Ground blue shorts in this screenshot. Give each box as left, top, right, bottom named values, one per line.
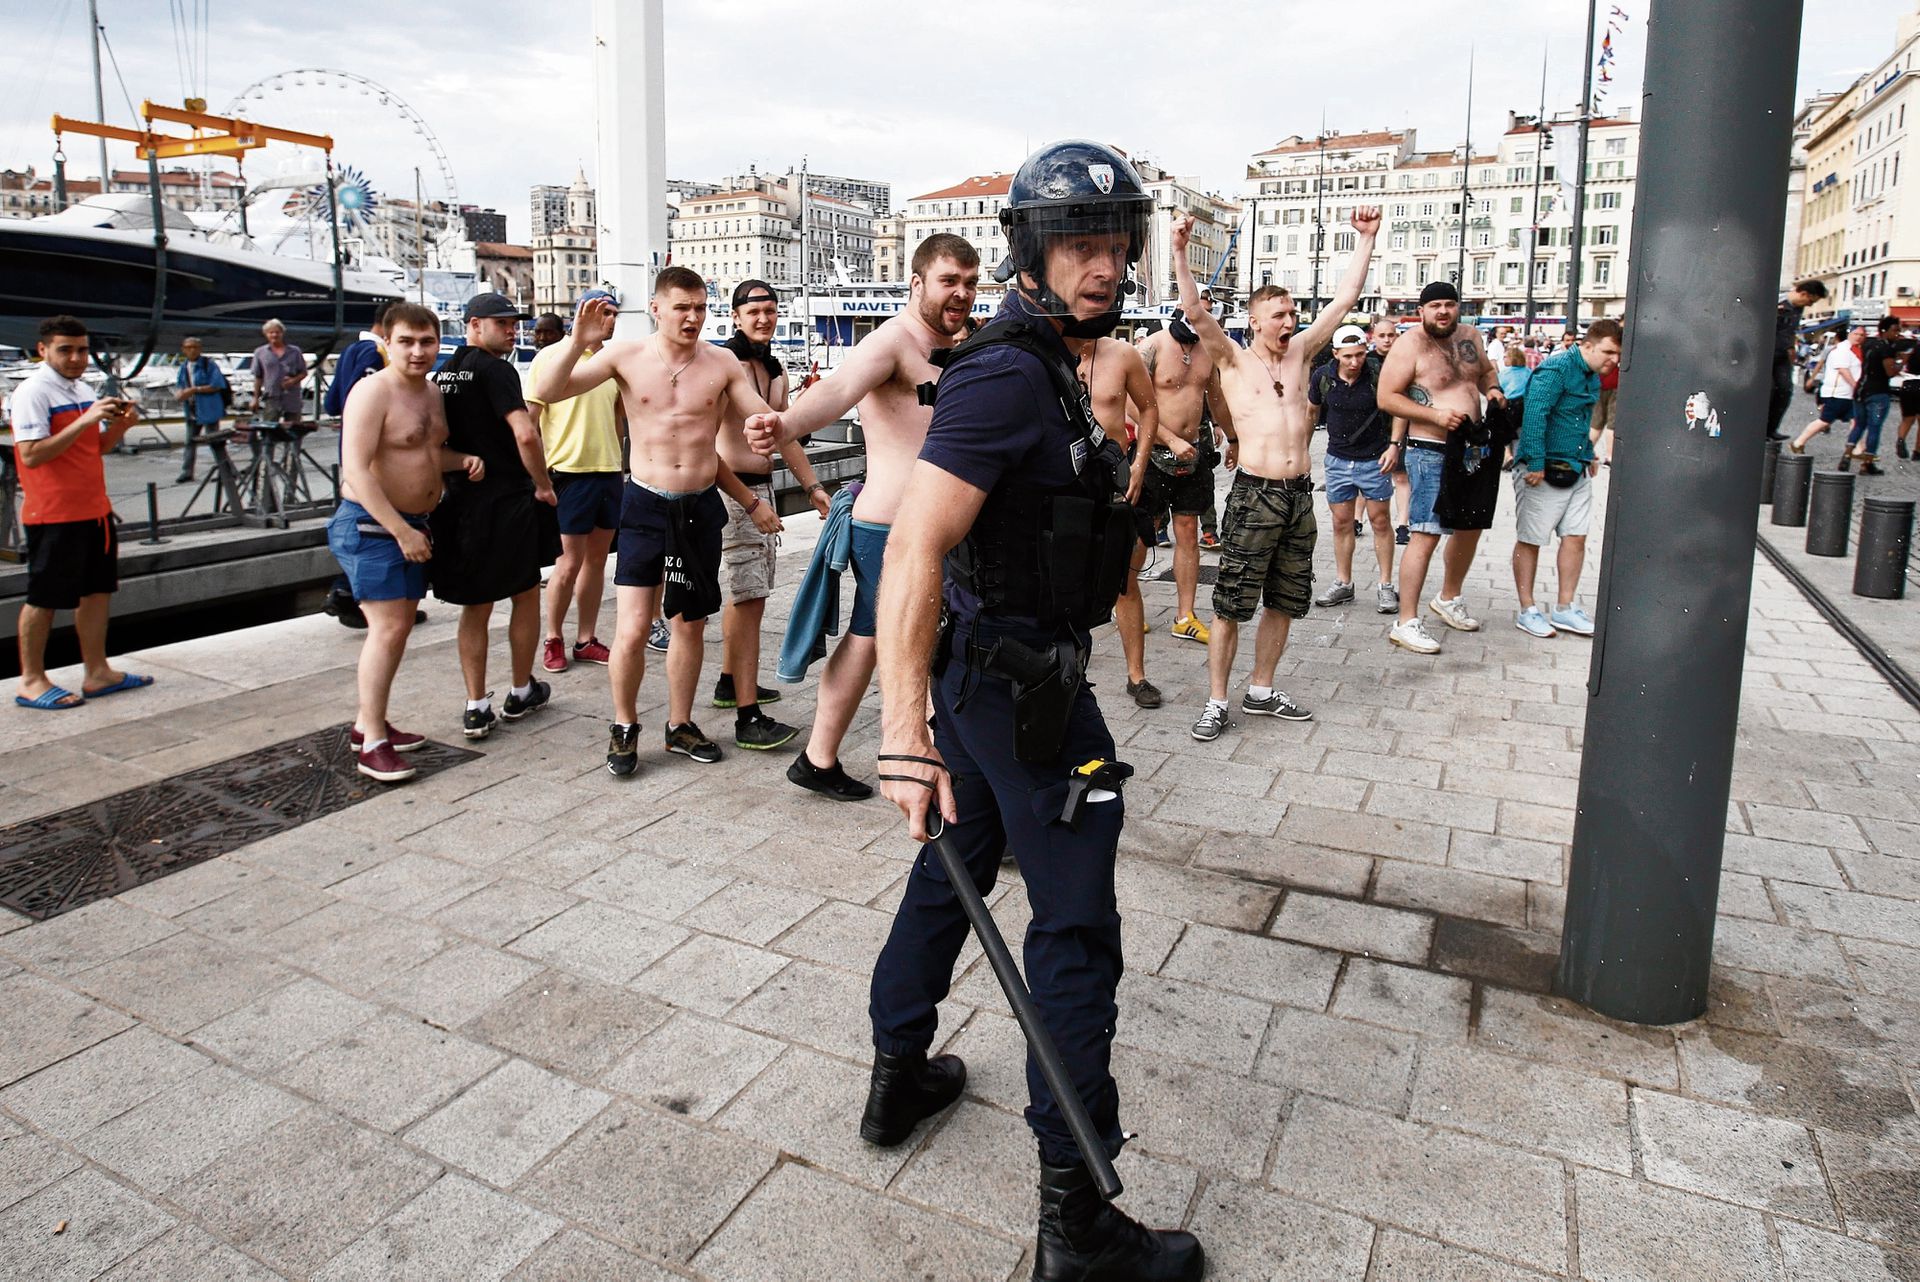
left=328, top=499, right=429, bottom=603
left=615, top=480, right=725, bottom=597
left=552, top=471, right=621, bottom=536
left=1403, top=441, right=1452, bottom=537
left=849, top=519, right=889, bottom=638
left=1324, top=453, right=1393, bottom=505
left=1815, top=397, right=1853, bottom=424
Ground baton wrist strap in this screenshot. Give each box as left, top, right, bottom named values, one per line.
left=877, top=753, right=946, bottom=791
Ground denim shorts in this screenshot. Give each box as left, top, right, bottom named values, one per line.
left=1323, top=453, right=1393, bottom=505
left=848, top=518, right=889, bottom=638
left=328, top=499, right=429, bottom=603
left=1403, top=441, right=1451, bottom=537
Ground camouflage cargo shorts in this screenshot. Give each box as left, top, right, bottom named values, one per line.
left=1211, top=472, right=1317, bottom=624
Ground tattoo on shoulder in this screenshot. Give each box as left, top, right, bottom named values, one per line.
left=1456, top=338, right=1480, bottom=364
left=1142, top=344, right=1157, bottom=375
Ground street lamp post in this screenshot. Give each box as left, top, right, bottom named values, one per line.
left=1310, top=131, right=1327, bottom=318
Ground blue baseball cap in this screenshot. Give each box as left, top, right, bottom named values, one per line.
left=575, top=288, right=618, bottom=310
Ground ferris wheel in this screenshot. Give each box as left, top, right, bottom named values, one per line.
left=222, top=70, right=462, bottom=265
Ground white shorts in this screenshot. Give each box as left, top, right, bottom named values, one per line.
left=1512, top=469, right=1593, bottom=544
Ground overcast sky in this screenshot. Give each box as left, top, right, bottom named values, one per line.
left=1, top=1, right=1909, bottom=241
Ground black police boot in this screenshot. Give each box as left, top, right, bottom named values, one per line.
left=1032, top=1156, right=1204, bottom=1282
left=858, top=1049, right=965, bottom=1147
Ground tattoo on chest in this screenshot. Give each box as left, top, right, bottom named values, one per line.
left=1456, top=338, right=1480, bottom=365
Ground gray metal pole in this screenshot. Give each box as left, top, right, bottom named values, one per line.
left=88, top=0, right=109, bottom=191
left=1556, top=0, right=1805, bottom=1025
left=1566, top=0, right=1599, bottom=330
left=1457, top=47, right=1474, bottom=297
left=1524, top=46, right=1547, bottom=330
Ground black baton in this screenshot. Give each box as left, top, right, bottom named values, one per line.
left=925, top=811, right=1124, bottom=1201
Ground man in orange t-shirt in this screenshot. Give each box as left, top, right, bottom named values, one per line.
left=6, top=316, right=150, bottom=709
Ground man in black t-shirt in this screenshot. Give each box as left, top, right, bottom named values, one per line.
left=1843, top=316, right=1902, bottom=475
left=431, top=293, right=560, bottom=739
left=1309, top=325, right=1398, bottom=613
left=1894, top=337, right=1920, bottom=460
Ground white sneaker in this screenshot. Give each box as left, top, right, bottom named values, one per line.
left=1389, top=618, right=1442, bottom=654
left=1428, top=595, right=1482, bottom=632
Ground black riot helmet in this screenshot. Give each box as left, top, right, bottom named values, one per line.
left=997, top=139, right=1152, bottom=339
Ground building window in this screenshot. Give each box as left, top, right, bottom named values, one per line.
left=1472, top=260, right=1488, bottom=287
left=1333, top=231, right=1355, bottom=252
left=1285, top=234, right=1299, bottom=253
left=1390, top=231, right=1408, bottom=250
left=1387, top=263, right=1406, bottom=286
left=1605, top=137, right=1626, bottom=156
left=1594, top=258, right=1613, bottom=286
left=1418, top=231, right=1435, bottom=250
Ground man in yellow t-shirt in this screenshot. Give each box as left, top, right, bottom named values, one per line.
left=525, top=298, right=624, bottom=672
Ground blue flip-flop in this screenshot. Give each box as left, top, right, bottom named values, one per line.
left=15, top=685, right=82, bottom=710
left=82, top=673, right=154, bottom=699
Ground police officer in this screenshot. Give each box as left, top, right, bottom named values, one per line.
left=863, top=141, right=1204, bottom=1282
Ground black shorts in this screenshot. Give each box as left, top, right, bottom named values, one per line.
left=615, top=481, right=725, bottom=607
left=1138, top=460, right=1215, bottom=519
left=1900, top=382, right=1920, bottom=417
left=25, top=517, right=118, bottom=609
left=428, top=479, right=560, bottom=606
left=552, top=471, right=622, bottom=536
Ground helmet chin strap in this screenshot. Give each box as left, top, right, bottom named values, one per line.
left=1018, top=267, right=1135, bottom=341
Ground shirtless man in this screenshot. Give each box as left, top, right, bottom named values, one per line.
left=1137, top=312, right=1236, bottom=647
left=1069, top=332, right=1162, bottom=706
left=713, top=279, right=830, bottom=753
left=1375, top=281, right=1508, bottom=654
left=533, top=267, right=780, bottom=775
left=744, top=234, right=980, bottom=800
left=1372, top=316, right=1413, bottom=544
left=1169, top=207, right=1381, bottom=742
left=328, top=303, right=484, bottom=783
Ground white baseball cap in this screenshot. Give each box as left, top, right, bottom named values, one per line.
left=1332, top=324, right=1368, bottom=351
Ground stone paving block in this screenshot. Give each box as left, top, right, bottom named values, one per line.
left=376, top=942, right=545, bottom=1030
left=1366, top=781, right=1498, bottom=834
left=74, top=931, right=295, bottom=1036
left=1368, top=1229, right=1554, bottom=1279
left=262, top=902, right=455, bottom=996
left=1710, top=919, right=1852, bottom=986
left=1448, top=830, right=1563, bottom=885
left=1255, top=1005, right=1418, bottom=1112
left=1109, top=1041, right=1287, bottom=1179
left=1630, top=1087, right=1834, bottom=1225
left=189, top=976, right=377, bottom=1073
left=1321, top=748, right=1444, bottom=788
left=172, top=871, right=335, bottom=946
left=332, top=852, right=496, bottom=919
left=1771, top=979, right=1920, bottom=1068
left=724, top=834, right=906, bottom=905
left=1701, top=967, right=1785, bottom=1036
left=1154, top=752, right=1292, bottom=798
left=320, top=788, right=464, bottom=842
left=1494, top=800, right=1577, bottom=846
left=1189, top=835, right=1373, bottom=897
left=569, top=849, right=731, bottom=923
left=429, top=878, right=578, bottom=946
left=1372, top=862, right=1529, bottom=929
left=0, top=1168, right=173, bottom=1282
left=509, top=1229, right=681, bottom=1281
left=1842, top=938, right=1920, bottom=1000
left=731, top=960, right=909, bottom=1065
left=231, top=820, right=397, bottom=888
left=1806, top=781, right=1920, bottom=823
left=518, top=1102, right=775, bottom=1263
left=1861, top=816, right=1920, bottom=859
left=1675, top=1026, right=1920, bottom=1146
left=600, top=1010, right=784, bottom=1120
left=713, top=1046, right=917, bottom=1187
left=1277, top=804, right=1450, bottom=864
left=462, top=971, right=672, bottom=1081
left=173, top=1108, right=440, bottom=1276
left=314, top=1173, right=560, bottom=1281
left=1225, top=735, right=1327, bottom=773
left=98, top=1222, right=281, bottom=1280
left=1776, top=1220, right=1920, bottom=1282
left=1158, top=921, right=1341, bottom=1010
left=1838, top=850, right=1920, bottom=903
left=491, top=833, right=625, bottom=889
left=110, top=857, right=258, bottom=919
left=405, top=810, right=550, bottom=867
left=1270, top=770, right=1372, bottom=812
left=1715, top=871, right=1776, bottom=922
left=693, top=1162, right=1023, bottom=1281
left=1115, top=859, right=1281, bottom=933
left=280, top=1013, right=504, bottom=1133
left=632, top=933, right=790, bottom=1018
left=1270, top=1096, right=1566, bottom=1274
left=1430, top=918, right=1554, bottom=992
left=1773, top=882, right=1920, bottom=949
left=1113, top=971, right=1272, bottom=1074
left=0, top=975, right=133, bottom=1089
left=1269, top=892, right=1434, bottom=964
left=507, top=901, right=687, bottom=985
left=1152, top=783, right=1289, bottom=835
left=676, top=880, right=822, bottom=947
left=407, top=1057, right=609, bottom=1187
left=1331, top=957, right=1470, bottom=1039
left=76, top=1063, right=305, bottom=1191
left=1473, top=987, right=1679, bottom=1088
left=1575, top=1168, right=1775, bottom=1282
left=0, top=1130, right=80, bottom=1214
left=1410, top=1042, right=1632, bottom=1172
left=0, top=1027, right=207, bottom=1140
left=1115, top=816, right=1205, bottom=866
left=1186, top=1178, right=1375, bottom=1280
left=0, top=900, right=180, bottom=977
left=769, top=899, right=896, bottom=973
left=1441, top=765, right=1578, bottom=810
left=1746, top=802, right=1868, bottom=851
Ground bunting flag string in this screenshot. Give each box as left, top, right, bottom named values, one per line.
left=1594, top=7, right=1630, bottom=108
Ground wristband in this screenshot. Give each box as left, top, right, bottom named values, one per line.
left=808, top=483, right=828, bottom=496
left=745, top=494, right=762, bottom=514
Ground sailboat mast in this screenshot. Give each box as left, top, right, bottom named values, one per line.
left=88, top=0, right=109, bottom=190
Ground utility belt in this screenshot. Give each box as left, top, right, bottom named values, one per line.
left=941, top=616, right=1088, bottom=766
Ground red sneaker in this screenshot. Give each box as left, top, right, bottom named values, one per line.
left=542, top=637, right=569, bottom=673
left=572, top=637, right=611, bottom=665
left=349, top=722, right=426, bottom=754
left=356, top=739, right=417, bottom=783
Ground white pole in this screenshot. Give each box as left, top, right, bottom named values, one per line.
left=88, top=0, right=109, bottom=190
left=592, top=0, right=667, bottom=338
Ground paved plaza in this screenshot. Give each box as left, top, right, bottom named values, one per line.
left=0, top=461, right=1917, bottom=1280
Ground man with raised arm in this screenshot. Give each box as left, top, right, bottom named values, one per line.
left=1373, top=281, right=1508, bottom=654
left=1173, top=207, right=1381, bottom=743
left=533, top=268, right=780, bottom=775
left=744, top=234, right=981, bottom=800
left=1135, top=313, right=1234, bottom=647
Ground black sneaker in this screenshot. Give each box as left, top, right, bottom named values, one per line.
left=1243, top=689, right=1313, bottom=721
left=324, top=590, right=368, bottom=630
left=712, top=674, right=782, bottom=708
left=606, top=722, right=640, bottom=777
left=501, top=680, right=551, bottom=721
left=1394, top=524, right=1410, bottom=546
left=462, top=702, right=498, bottom=740
left=787, top=752, right=875, bottom=800
left=1899, top=439, right=1911, bottom=460
left=1126, top=678, right=1162, bottom=709
left=1863, top=463, right=1887, bottom=476
left=735, top=708, right=799, bottom=751
left=665, top=721, right=723, bottom=763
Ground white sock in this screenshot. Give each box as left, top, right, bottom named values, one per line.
left=362, top=738, right=388, bottom=753
left=466, top=697, right=491, bottom=712
left=1206, top=697, right=1230, bottom=714
left=511, top=683, right=532, bottom=701
left=1248, top=685, right=1273, bottom=701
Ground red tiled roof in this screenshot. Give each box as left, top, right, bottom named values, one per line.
left=1257, top=131, right=1406, bottom=156
left=911, top=174, right=1013, bottom=201
left=474, top=242, right=532, bottom=258
left=1503, top=115, right=1635, bottom=135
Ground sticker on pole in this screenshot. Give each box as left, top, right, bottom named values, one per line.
left=1685, top=391, right=1722, bottom=439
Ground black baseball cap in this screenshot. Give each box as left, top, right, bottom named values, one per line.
left=464, top=292, right=530, bottom=322
left=732, top=279, right=779, bottom=308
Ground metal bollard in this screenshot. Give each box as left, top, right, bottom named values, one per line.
left=1758, top=437, right=1782, bottom=505
left=139, top=482, right=169, bottom=546
left=1805, top=471, right=1854, bottom=557
left=1770, top=452, right=1813, bottom=527
left=1855, top=497, right=1915, bottom=599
